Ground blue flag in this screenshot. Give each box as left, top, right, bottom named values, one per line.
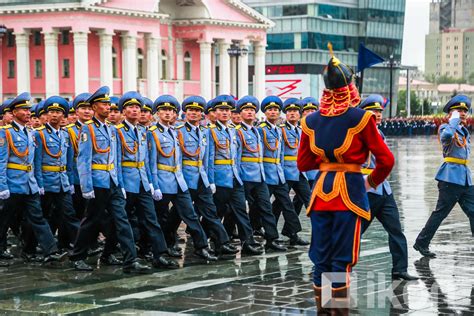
left=357, top=43, right=384, bottom=72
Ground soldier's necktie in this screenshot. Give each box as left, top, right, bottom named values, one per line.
left=133, top=127, right=138, bottom=139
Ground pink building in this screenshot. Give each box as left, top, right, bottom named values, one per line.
left=0, top=0, right=272, bottom=102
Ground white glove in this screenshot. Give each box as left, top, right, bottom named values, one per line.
left=121, top=188, right=127, bottom=199
left=0, top=190, right=10, bottom=200
left=152, top=189, right=163, bottom=201
left=82, top=190, right=95, bottom=200
left=69, top=185, right=75, bottom=195
left=210, top=183, right=216, bottom=194
left=450, top=110, right=460, bottom=121
left=149, top=183, right=154, bottom=193
left=39, top=188, right=45, bottom=195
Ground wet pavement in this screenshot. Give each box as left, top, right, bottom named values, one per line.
left=1, top=136, right=474, bottom=315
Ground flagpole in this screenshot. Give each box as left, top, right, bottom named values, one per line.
left=359, top=70, right=364, bottom=95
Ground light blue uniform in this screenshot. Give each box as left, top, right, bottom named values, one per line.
left=0, top=121, right=39, bottom=194
left=280, top=121, right=306, bottom=182
left=116, top=121, right=153, bottom=193
left=235, top=122, right=265, bottom=183
left=147, top=123, right=188, bottom=194
left=258, top=121, right=285, bottom=185
left=65, top=121, right=82, bottom=186
left=436, top=117, right=472, bottom=186
left=176, top=122, right=210, bottom=190
left=77, top=117, right=119, bottom=193
left=208, top=121, right=242, bottom=188
left=34, top=123, right=72, bottom=193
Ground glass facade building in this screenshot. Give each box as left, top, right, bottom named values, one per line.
left=244, top=0, right=406, bottom=115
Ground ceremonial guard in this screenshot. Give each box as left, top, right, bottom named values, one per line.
left=148, top=95, right=217, bottom=261
left=258, top=96, right=308, bottom=246
left=0, top=92, right=67, bottom=263
left=274, top=98, right=312, bottom=235
left=116, top=92, right=178, bottom=269
left=414, top=95, right=474, bottom=257
left=65, top=93, right=93, bottom=218
left=297, top=49, right=394, bottom=312
left=33, top=96, right=80, bottom=251
left=36, top=100, right=49, bottom=126
left=107, top=96, right=122, bottom=125
left=359, top=94, right=418, bottom=281
left=139, top=97, right=154, bottom=128
left=29, top=104, right=42, bottom=129
left=67, top=101, right=78, bottom=125
left=205, top=99, right=217, bottom=126
left=176, top=96, right=238, bottom=256
left=0, top=99, right=14, bottom=126
left=69, top=86, right=150, bottom=273
left=208, top=95, right=263, bottom=255
left=235, top=95, right=287, bottom=252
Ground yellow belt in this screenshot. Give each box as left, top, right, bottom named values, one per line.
left=444, top=157, right=468, bottom=165
left=241, top=157, right=262, bottom=163
left=263, top=157, right=280, bottom=164
left=361, top=168, right=373, bottom=175
left=122, top=161, right=145, bottom=168
left=157, top=163, right=179, bottom=172
left=7, top=163, right=32, bottom=172
left=92, top=163, right=115, bottom=171
left=319, top=163, right=361, bottom=173
left=284, top=155, right=297, bottom=161
left=42, top=165, right=66, bottom=172
left=214, top=159, right=234, bottom=165
left=182, top=160, right=203, bottom=167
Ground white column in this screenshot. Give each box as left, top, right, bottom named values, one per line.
left=0, top=38, right=3, bottom=101
left=199, top=41, right=212, bottom=100
left=218, top=40, right=231, bottom=95
left=175, top=39, right=184, bottom=101
left=254, top=42, right=266, bottom=101
left=99, top=31, right=114, bottom=95
left=43, top=31, right=59, bottom=97
left=238, top=42, right=249, bottom=97
left=230, top=56, right=237, bottom=96
left=167, top=25, right=174, bottom=80
left=146, top=35, right=160, bottom=100
left=15, top=30, right=31, bottom=93
left=73, top=31, right=89, bottom=94
left=121, top=33, right=137, bottom=92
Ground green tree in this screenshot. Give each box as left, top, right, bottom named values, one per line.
left=397, top=90, right=424, bottom=116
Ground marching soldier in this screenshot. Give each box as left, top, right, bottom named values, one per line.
left=205, top=99, right=217, bottom=126
left=359, top=94, right=418, bottom=281
left=176, top=96, right=238, bottom=257
left=414, top=95, right=474, bottom=257
left=297, top=48, right=394, bottom=312
left=116, top=91, right=178, bottom=269
left=258, top=96, right=308, bottom=246
left=139, top=97, right=154, bottom=128
left=33, top=96, right=80, bottom=251
left=36, top=100, right=49, bottom=126
left=67, top=100, right=78, bottom=125
left=69, top=86, right=150, bottom=273
left=229, top=107, right=242, bottom=128
left=0, top=99, right=14, bottom=127
left=107, top=96, right=122, bottom=125
left=235, top=95, right=287, bottom=252
left=148, top=95, right=217, bottom=261
left=0, top=92, right=67, bottom=263
left=65, top=93, right=93, bottom=219
left=274, top=98, right=312, bottom=236
left=29, top=104, right=43, bottom=129
left=208, top=94, right=263, bottom=255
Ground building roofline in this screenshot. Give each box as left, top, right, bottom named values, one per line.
left=225, top=0, right=275, bottom=28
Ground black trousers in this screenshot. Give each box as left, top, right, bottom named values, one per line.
left=70, top=183, right=137, bottom=265
left=189, top=179, right=230, bottom=247
left=154, top=187, right=208, bottom=250
left=72, top=184, right=88, bottom=219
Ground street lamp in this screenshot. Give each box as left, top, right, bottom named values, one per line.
left=386, top=54, right=400, bottom=118
left=227, top=43, right=248, bottom=98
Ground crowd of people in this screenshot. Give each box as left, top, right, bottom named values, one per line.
left=380, top=116, right=474, bottom=136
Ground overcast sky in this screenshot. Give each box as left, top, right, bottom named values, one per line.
left=402, top=0, right=431, bottom=69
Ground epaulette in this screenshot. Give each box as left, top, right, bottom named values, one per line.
left=259, top=122, right=267, bottom=128
left=235, top=124, right=242, bottom=130
left=36, top=126, right=45, bottom=131
left=85, top=120, right=94, bottom=125
left=208, top=123, right=216, bottom=128
left=116, top=123, right=124, bottom=129
left=149, top=125, right=157, bottom=131
left=1, top=124, right=11, bottom=129
left=65, top=123, right=75, bottom=129
left=175, top=124, right=184, bottom=129
left=279, top=123, right=286, bottom=128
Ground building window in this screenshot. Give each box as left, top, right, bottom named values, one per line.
left=137, top=48, right=144, bottom=79
left=61, top=30, right=69, bottom=45
left=35, top=60, right=42, bottom=78
left=161, top=49, right=168, bottom=80
left=184, top=51, right=191, bottom=80
left=454, top=45, right=458, bottom=50
left=267, top=33, right=295, bottom=50
left=446, top=54, right=450, bottom=58
left=8, top=60, right=15, bottom=78
left=7, top=31, right=14, bottom=47
left=62, top=59, right=70, bottom=78
left=282, top=4, right=307, bottom=16
left=112, top=47, right=118, bottom=78
left=33, top=31, right=41, bottom=46
left=454, top=62, right=458, bottom=66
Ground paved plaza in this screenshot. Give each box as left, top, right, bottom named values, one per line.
left=1, top=137, right=474, bottom=315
